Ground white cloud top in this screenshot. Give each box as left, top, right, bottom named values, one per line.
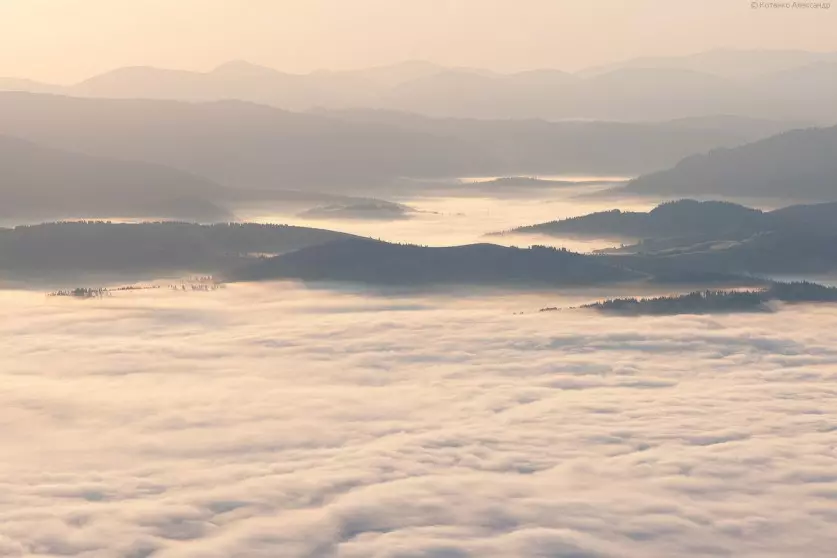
left=1, top=284, right=836, bottom=557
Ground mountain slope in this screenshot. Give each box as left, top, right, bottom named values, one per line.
left=0, top=135, right=231, bottom=222
left=609, top=231, right=837, bottom=276
left=227, top=238, right=644, bottom=287
left=626, top=126, right=837, bottom=200
left=0, top=222, right=356, bottom=279
left=318, top=109, right=792, bottom=176
left=499, top=200, right=766, bottom=239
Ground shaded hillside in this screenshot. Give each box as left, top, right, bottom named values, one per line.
left=768, top=202, right=837, bottom=234
left=627, top=125, right=837, bottom=200
left=609, top=231, right=837, bottom=277
left=497, top=199, right=837, bottom=278
left=6, top=220, right=837, bottom=288
left=0, top=135, right=231, bottom=222
left=0, top=222, right=355, bottom=278
left=500, top=199, right=837, bottom=243
left=581, top=281, right=837, bottom=316
left=498, top=200, right=764, bottom=240
left=227, top=239, right=645, bottom=287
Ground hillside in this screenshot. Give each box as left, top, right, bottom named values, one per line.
left=627, top=125, right=837, bottom=200
left=0, top=135, right=231, bottom=222
left=609, top=231, right=837, bottom=277
left=0, top=221, right=355, bottom=280
left=5, top=217, right=837, bottom=288
left=0, top=93, right=473, bottom=192
left=501, top=199, right=837, bottom=244
left=581, top=281, right=837, bottom=316
left=317, top=110, right=793, bottom=177
left=226, top=238, right=645, bottom=287
left=498, top=200, right=765, bottom=240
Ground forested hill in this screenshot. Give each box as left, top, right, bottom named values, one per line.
left=226, top=238, right=645, bottom=287
left=0, top=221, right=356, bottom=278
left=498, top=199, right=837, bottom=241
left=496, top=200, right=765, bottom=239
left=581, top=282, right=837, bottom=316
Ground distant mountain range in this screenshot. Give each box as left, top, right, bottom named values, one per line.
left=5, top=94, right=828, bottom=224
left=626, top=125, right=837, bottom=200
left=3, top=50, right=835, bottom=123
left=0, top=93, right=799, bottom=195
left=0, top=92, right=471, bottom=192
left=577, top=49, right=837, bottom=80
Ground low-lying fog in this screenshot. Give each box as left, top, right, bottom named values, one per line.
left=238, top=186, right=657, bottom=253
left=3, top=283, right=837, bottom=557
left=5, top=184, right=837, bottom=556
left=236, top=185, right=814, bottom=254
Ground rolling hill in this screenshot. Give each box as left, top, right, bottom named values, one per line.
left=0, top=221, right=356, bottom=280
left=626, top=125, right=837, bottom=200
left=0, top=135, right=231, bottom=222
left=226, top=238, right=645, bottom=287
left=497, top=200, right=766, bottom=240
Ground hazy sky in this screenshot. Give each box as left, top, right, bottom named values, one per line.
left=2, top=0, right=836, bottom=83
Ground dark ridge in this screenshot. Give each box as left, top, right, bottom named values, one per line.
left=226, top=237, right=645, bottom=287
left=495, top=199, right=767, bottom=240
left=627, top=125, right=837, bottom=200
left=580, top=281, right=837, bottom=316
left=0, top=221, right=356, bottom=279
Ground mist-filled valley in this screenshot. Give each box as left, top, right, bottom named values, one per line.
left=5, top=282, right=837, bottom=557
left=3, top=6, right=837, bottom=553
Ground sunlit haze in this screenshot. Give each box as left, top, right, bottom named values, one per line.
left=1, top=0, right=836, bottom=82
left=4, top=2, right=837, bottom=556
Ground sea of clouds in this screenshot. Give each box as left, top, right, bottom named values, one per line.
left=2, top=283, right=837, bottom=557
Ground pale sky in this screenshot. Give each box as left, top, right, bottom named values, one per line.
left=2, top=0, right=836, bottom=83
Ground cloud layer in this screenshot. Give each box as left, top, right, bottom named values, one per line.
left=2, top=284, right=837, bottom=557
